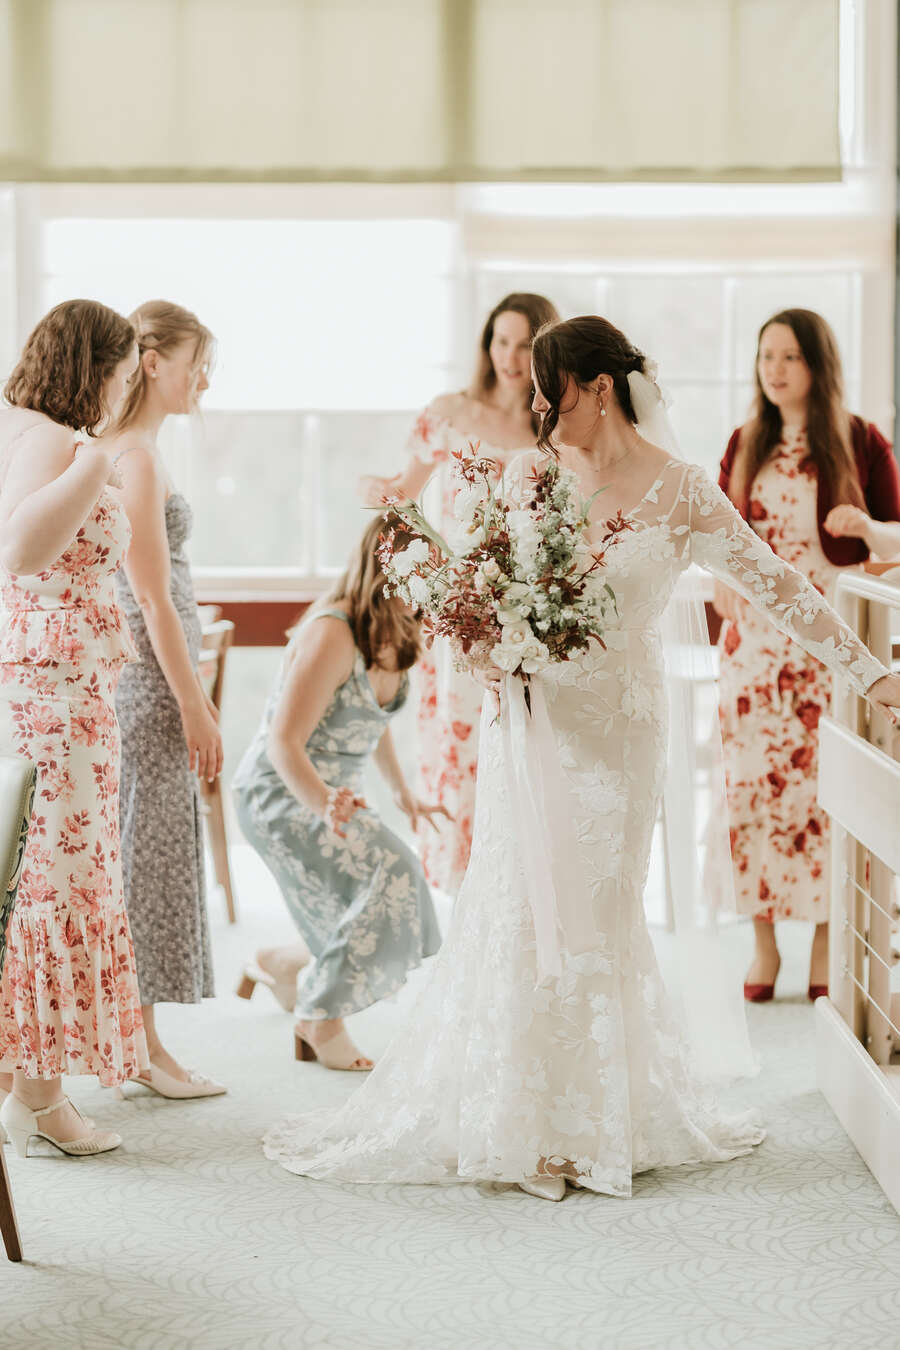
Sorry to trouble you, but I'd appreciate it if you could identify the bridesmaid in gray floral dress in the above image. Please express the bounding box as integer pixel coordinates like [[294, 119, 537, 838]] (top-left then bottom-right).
[[102, 300, 224, 1100], [116, 494, 213, 1007], [233, 515, 443, 1072]]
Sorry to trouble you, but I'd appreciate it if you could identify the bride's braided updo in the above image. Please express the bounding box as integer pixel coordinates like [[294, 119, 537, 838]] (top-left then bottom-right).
[[531, 316, 648, 453]]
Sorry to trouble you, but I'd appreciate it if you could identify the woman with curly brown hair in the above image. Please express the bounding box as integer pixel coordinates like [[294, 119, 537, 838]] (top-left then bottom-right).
[[714, 309, 900, 1003], [0, 299, 148, 1157]]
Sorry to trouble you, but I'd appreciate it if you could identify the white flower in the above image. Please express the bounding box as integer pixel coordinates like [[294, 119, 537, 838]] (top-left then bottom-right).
[[406, 573, 430, 608], [481, 557, 502, 582], [520, 641, 550, 674], [497, 621, 530, 648], [391, 539, 429, 578], [506, 508, 541, 566], [490, 622, 549, 674], [453, 481, 488, 527]]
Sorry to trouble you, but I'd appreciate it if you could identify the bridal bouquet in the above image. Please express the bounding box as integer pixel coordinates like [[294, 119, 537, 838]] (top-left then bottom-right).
[[377, 446, 618, 679]]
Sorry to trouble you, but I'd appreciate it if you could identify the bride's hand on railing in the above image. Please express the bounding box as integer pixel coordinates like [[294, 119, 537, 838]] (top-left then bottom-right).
[[865, 673, 900, 726]]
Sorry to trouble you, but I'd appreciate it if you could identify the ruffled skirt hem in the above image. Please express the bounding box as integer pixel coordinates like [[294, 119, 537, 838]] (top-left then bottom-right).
[[0, 904, 148, 1086]]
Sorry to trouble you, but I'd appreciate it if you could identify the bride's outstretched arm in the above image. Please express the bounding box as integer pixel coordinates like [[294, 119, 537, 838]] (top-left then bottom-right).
[[685, 465, 900, 714]]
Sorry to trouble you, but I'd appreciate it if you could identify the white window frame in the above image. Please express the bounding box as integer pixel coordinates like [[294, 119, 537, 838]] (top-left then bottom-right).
[[0, 0, 893, 597]]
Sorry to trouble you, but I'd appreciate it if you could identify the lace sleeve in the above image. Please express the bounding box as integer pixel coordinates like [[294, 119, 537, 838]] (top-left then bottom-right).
[[686, 464, 889, 697]]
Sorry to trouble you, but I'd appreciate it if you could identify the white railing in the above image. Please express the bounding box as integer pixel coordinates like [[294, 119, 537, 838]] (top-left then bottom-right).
[[816, 569, 900, 1214]]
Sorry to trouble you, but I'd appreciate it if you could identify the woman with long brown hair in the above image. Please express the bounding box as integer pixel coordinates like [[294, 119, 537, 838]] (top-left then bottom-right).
[[714, 308, 900, 1003], [360, 292, 560, 897], [99, 300, 225, 1100], [233, 514, 444, 1072], [0, 300, 147, 1156]]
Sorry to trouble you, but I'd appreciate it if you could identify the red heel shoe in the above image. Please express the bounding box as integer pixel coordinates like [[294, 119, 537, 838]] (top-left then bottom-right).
[[743, 983, 775, 1003], [808, 984, 828, 1002]]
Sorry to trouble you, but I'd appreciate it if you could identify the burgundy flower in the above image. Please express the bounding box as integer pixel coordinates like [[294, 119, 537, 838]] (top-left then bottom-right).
[[796, 700, 821, 732], [723, 626, 741, 656]]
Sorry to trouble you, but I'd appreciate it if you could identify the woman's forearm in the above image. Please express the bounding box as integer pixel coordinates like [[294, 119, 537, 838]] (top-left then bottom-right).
[[374, 729, 407, 795], [137, 593, 208, 712], [864, 517, 900, 560], [1, 447, 111, 575], [267, 735, 330, 817]]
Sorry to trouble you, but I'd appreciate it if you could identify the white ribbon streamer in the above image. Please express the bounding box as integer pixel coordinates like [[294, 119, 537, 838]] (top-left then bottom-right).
[[500, 673, 599, 983]]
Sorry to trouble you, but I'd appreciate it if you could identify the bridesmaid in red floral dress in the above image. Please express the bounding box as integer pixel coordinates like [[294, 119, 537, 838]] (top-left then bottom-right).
[[714, 309, 900, 1003], [0, 301, 148, 1157], [360, 293, 559, 896]]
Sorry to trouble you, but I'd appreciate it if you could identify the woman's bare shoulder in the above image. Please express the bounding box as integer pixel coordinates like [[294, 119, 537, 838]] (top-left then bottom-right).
[[429, 391, 468, 422], [1, 413, 76, 476]]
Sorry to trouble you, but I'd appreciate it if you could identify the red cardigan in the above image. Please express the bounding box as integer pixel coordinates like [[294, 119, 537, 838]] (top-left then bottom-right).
[[718, 416, 900, 567]]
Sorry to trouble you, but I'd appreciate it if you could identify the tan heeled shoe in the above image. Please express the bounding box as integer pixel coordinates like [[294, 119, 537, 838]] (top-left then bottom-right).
[[0, 1094, 121, 1158], [517, 1175, 566, 1202], [236, 961, 298, 1013], [116, 1062, 226, 1100], [293, 1025, 373, 1071]]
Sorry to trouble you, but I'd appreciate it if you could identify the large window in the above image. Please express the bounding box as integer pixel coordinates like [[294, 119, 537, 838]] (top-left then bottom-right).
[[34, 211, 876, 582]]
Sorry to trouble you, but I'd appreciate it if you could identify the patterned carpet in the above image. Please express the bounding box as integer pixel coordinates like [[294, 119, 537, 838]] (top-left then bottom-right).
[[2, 846, 899, 1350]]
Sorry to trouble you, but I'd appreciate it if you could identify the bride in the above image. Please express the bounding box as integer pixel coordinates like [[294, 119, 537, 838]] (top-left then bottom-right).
[[264, 316, 900, 1201]]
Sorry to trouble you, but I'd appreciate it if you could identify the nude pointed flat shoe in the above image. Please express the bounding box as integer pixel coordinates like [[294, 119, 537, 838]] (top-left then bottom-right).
[[236, 961, 298, 1013], [120, 1063, 227, 1100], [0, 1094, 121, 1158], [517, 1175, 566, 1202], [293, 1025, 373, 1071]]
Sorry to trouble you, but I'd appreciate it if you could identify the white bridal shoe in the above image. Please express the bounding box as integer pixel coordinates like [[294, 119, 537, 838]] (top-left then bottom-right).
[[517, 1175, 566, 1202], [0, 1093, 121, 1158], [116, 1062, 227, 1100]]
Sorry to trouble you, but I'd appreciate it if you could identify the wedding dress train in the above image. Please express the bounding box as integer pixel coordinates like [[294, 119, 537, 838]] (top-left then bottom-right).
[[263, 460, 885, 1195]]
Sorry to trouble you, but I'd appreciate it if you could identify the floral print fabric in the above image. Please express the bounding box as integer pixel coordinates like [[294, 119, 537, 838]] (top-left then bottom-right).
[[233, 609, 441, 1019], [116, 494, 214, 1005], [0, 487, 147, 1085], [717, 429, 857, 922]]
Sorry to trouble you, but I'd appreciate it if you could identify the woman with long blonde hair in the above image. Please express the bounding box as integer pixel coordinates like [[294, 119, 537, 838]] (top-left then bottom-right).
[[233, 513, 443, 1072], [714, 308, 900, 1003], [100, 299, 225, 1100]]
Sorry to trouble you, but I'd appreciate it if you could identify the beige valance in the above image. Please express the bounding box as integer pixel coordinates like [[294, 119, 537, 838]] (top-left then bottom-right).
[[0, 0, 840, 182]]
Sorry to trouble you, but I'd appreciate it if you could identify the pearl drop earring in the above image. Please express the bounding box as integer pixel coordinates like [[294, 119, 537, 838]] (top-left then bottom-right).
[[600, 404, 607, 417]]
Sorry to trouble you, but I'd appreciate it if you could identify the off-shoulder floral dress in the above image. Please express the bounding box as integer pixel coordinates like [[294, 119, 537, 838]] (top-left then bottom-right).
[[403, 407, 534, 895], [0, 480, 148, 1085]]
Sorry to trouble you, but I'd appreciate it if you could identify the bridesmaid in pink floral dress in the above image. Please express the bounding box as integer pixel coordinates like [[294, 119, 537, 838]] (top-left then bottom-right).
[[0, 301, 148, 1157], [360, 293, 559, 895], [715, 309, 900, 1003]]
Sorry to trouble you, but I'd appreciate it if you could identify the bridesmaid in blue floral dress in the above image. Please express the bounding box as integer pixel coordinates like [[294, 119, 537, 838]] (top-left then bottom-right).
[[233, 515, 444, 1071]]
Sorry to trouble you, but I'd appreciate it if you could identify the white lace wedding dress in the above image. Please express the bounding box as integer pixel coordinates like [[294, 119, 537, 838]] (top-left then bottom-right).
[[264, 459, 887, 1196]]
